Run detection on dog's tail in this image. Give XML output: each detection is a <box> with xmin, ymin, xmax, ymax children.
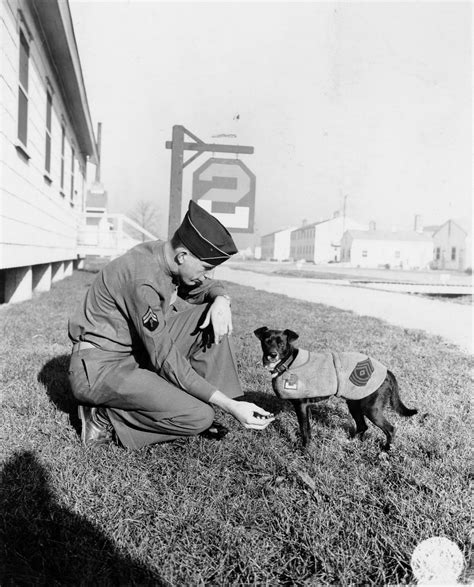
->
<box><xmin>387</xmin><ymin>370</ymin><xmax>418</xmax><ymax>417</ymax></box>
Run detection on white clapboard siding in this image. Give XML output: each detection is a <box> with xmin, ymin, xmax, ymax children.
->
<box><xmin>0</xmin><ymin>0</ymin><xmax>89</xmax><ymax>270</ymax></box>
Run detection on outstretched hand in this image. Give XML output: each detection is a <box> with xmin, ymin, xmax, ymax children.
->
<box><xmin>199</xmin><ymin>296</ymin><xmax>233</xmax><ymax>344</ymax></box>
<box><xmin>227</xmin><ymin>401</ymin><xmax>275</xmax><ymax>430</ymax></box>
<box><xmin>209</xmin><ymin>390</ymin><xmax>275</xmax><ymax>431</ymax></box>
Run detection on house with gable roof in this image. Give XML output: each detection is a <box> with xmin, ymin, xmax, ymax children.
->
<box><xmin>431</xmin><ymin>219</ymin><xmax>472</xmax><ymax>271</ymax></box>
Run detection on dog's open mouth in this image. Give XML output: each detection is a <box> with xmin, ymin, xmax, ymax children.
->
<box><xmin>263</xmin><ymin>356</ymin><xmax>280</xmax><ymax>370</ymax></box>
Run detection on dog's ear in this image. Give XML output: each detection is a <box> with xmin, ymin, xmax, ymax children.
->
<box><xmin>254</xmin><ymin>326</ymin><xmax>268</xmax><ymax>340</ymax></box>
<box><xmin>284</xmin><ymin>329</ymin><xmax>299</xmax><ymax>342</ymax></box>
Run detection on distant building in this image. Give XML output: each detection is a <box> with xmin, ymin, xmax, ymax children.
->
<box><xmin>260</xmin><ymin>227</ymin><xmax>296</xmax><ymax>261</ymax></box>
<box><xmin>341</xmin><ymin>229</ymin><xmax>433</xmax><ymax>269</ymax></box>
<box><xmin>290</xmin><ymin>214</ymin><xmax>367</xmax><ymax>263</ymax></box>
<box><xmin>431</xmin><ymin>219</ymin><xmax>472</xmax><ymax>271</ymax></box>
<box><xmin>0</xmin><ymin>0</ymin><xmax>98</xmax><ymax>303</ymax></box>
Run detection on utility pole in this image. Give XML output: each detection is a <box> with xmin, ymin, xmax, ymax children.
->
<box><xmin>165</xmin><ymin>125</ymin><xmax>254</xmax><ymax>238</ymax></box>
<box><xmin>342</xmin><ymin>193</ymin><xmax>348</xmax><ymax>235</ymax></box>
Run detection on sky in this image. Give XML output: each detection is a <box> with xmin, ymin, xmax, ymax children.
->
<box><xmin>69</xmin><ymin>1</ymin><xmax>472</xmax><ymax>241</ymax></box>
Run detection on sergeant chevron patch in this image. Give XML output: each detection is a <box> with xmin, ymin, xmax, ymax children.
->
<box><xmin>142</xmin><ymin>307</ymin><xmax>159</xmax><ymax>331</ymax></box>
<box><xmin>349</xmin><ymin>358</ymin><xmax>374</xmax><ymax>386</ymax></box>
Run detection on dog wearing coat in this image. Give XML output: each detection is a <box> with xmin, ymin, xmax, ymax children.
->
<box><xmin>254</xmin><ymin>327</ymin><xmax>417</xmax><ymax>450</ymax></box>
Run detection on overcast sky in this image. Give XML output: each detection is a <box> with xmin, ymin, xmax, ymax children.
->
<box><xmin>70</xmin><ymin>1</ymin><xmax>472</xmax><ymax>240</ymax></box>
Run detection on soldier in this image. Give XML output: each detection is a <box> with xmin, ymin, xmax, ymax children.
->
<box><xmin>68</xmin><ymin>201</ymin><xmax>274</xmax><ymax>448</ymax></box>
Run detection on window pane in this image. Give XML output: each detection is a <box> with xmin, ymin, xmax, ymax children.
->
<box><xmin>17</xmin><ymin>88</ymin><xmax>28</xmax><ymax>144</ymax></box>
<box><xmin>19</xmin><ymin>31</ymin><xmax>29</xmax><ymax>91</ymax></box>
<box><xmin>46</xmin><ymin>92</ymin><xmax>52</xmax><ymax>130</ymax></box>
<box><xmin>45</xmin><ymin>134</ymin><xmax>51</xmax><ymax>172</ymax></box>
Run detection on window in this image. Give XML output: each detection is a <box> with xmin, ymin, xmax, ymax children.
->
<box><xmin>395</xmin><ymin>250</ymin><xmax>400</xmax><ymax>259</ymax></box>
<box><xmin>362</xmin><ymin>250</ymin><xmax>368</xmax><ymax>258</ymax></box>
<box><xmin>435</xmin><ymin>247</ymin><xmax>440</xmax><ymax>260</ymax></box>
<box><xmin>45</xmin><ymin>90</ymin><xmax>52</xmax><ymax>173</ymax></box>
<box><xmin>17</xmin><ymin>30</ymin><xmax>29</xmax><ymax>146</ymax></box>
<box><xmin>70</xmin><ymin>146</ymin><xmax>75</xmax><ymax>204</ymax></box>
<box><xmin>60</xmin><ymin>123</ymin><xmax>65</xmax><ymax>192</ymax></box>
<box><xmin>451</xmin><ymin>247</ymin><xmax>456</xmax><ymax>261</ymax></box>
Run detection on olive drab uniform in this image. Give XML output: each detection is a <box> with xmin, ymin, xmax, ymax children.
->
<box><xmin>68</xmin><ymin>240</ymin><xmax>242</xmax><ymax>449</ymax></box>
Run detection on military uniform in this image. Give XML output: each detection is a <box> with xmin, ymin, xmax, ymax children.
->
<box><xmin>68</xmin><ymin>203</ymin><xmax>241</xmax><ymax>449</ymax></box>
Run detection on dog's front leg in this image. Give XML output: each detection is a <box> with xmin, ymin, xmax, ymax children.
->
<box><xmin>291</xmin><ymin>399</ymin><xmax>311</xmax><ymax>447</ymax></box>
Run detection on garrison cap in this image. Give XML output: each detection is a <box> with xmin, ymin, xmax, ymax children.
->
<box><xmin>176</xmin><ymin>200</ymin><xmax>238</xmax><ymax>266</ymax></box>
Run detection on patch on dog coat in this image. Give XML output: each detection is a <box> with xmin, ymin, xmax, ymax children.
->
<box><xmin>274</xmin><ymin>349</ymin><xmax>387</xmax><ymax>400</ymax></box>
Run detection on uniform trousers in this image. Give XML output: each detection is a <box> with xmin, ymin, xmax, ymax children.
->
<box><xmin>68</xmin><ymin>304</ymin><xmax>242</xmax><ymax>448</ymax></box>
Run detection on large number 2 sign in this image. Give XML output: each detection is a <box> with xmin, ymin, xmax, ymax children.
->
<box><xmin>192</xmin><ymin>158</ymin><xmax>256</xmax><ymax>233</ymax></box>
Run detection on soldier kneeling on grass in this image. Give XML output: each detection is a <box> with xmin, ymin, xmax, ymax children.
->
<box><xmin>68</xmin><ymin>201</ymin><xmax>274</xmax><ymax>449</ymax></box>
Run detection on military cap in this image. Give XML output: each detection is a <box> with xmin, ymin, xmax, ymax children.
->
<box><xmin>175</xmin><ymin>200</ymin><xmax>238</xmax><ymax>266</ymax></box>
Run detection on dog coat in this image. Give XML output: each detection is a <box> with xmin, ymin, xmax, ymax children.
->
<box><xmin>272</xmin><ymin>349</ymin><xmax>387</xmax><ymax>400</ymax></box>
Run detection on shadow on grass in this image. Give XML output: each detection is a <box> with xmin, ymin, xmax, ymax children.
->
<box><xmin>0</xmin><ymin>451</ymin><xmax>167</xmax><ymax>586</ymax></box>
<box><xmin>38</xmin><ymin>355</ymin><xmax>81</xmax><ymax>435</ymax></box>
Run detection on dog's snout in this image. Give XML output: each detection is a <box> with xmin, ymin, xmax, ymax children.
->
<box><xmin>269</xmin><ymin>351</ymin><xmax>278</xmax><ymax>359</ymax></box>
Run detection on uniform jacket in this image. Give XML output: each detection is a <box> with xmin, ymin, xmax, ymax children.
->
<box><xmin>68</xmin><ymin>241</ymin><xmax>228</xmax><ymax>401</ymax></box>
<box><xmin>273</xmin><ymin>349</ymin><xmax>387</xmax><ymax>400</ymax></box>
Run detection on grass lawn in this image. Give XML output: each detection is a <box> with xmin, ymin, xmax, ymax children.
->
<box><xmin>0</xmin><ymin>269</ymin><xmax>472</xmax><ymax>585</ymax></box>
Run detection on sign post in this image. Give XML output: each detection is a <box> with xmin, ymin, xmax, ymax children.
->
<box><xmin>165</xmin><ymin>125</ymin><xmax>254</xmax><ymax>238</ymax></box>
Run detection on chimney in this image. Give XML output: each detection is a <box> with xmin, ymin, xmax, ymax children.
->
<box><xmin>333</xmin><ymin>211</ymin><xmax>340</xmax><ymax>218</ymax></box>
<box><xmin>369</xmin><ymin>221</ymin><xmax>376</xmax><ymax>231</ymax></box>
<box><xmin>414</xmin><ymin>214</ymin><xmax>423</xmax><ymax>233</ymax></box>
<box><xmin>302</xmin><ymin>219</ymin><xmax>307</xmax><ymax>226</ymax></box>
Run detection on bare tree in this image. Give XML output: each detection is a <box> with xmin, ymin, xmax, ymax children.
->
<box><xmin>128</xmin><ymin>200</ymin><xmax>162</xmax><ymax>241</ymax></box>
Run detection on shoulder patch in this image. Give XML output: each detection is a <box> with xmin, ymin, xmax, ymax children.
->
<box><xmin>283</xmin><ymin>373</ymin><xmax>298</xmax><ymax>391</ymax></box>
<box><xmin>349</xmin><ymin>358</ymin><xmax>374</xmax><ymax>386</ymax></box>
<box><xmin>142</xmin><ymin>307</ymin><xmax>159</xmax><ymax>331</ymax></box>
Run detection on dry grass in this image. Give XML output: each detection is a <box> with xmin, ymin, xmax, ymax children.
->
<box><xmin>0</xmin><ymin>269</ymin><xmax>472</xmax><ymax>585</ymax></box>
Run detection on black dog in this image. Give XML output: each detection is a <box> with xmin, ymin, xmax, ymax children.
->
<box><xmin>254</xmin><ymin>327</ymin><xmax>417</xmax><ymax>450</ymax></box>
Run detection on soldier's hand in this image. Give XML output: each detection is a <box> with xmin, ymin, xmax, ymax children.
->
<box><xmin>209</xmin><ymin>391</ymin><xmax>275</xmax><ymax>430</ymax></box>
<box><xmin>229</xmin><ymin>401</ymin><xmax>275</xmax><ymax>430</ymax></box>
<box><xmin>199</xmin><ymin>295</ymin><xmax>232</xmax><ymax>344</ymax></box>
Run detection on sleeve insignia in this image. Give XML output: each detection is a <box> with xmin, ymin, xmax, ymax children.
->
<box><xmin>142</xmin><ymin>307</ymin><xmax>159</xmax><ymax>331</ymax></box>
<box><xmin>349</xmin><ymin>358</ymin><xmax>374</xmax><ymax>386</ymax></box>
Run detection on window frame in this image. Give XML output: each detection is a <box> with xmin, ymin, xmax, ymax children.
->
<box><xmin>70</xmin><ymin>145</ymin><xmax>75</xmax><ymax>205</ymax></box>
<box><xmin>60</xmin><ymin>122</ymin><xmax>66</xmax><ymax>194</ymax></box>
<box><xmin>44</xmin><ymin>88</ymin><xmax>53</xmax><ymax>176</ymax></box>
<box><xmin>17</xmin><ymin>28</ymin><xmax>30</xmax><ymax>150</ymax></box>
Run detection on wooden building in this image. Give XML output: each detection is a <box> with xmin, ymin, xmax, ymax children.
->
<box><xmin>290</xmin><ymin>214</ymin><xmax>367</xmax><ymax>263</ymax></box>
<box><xmin>431</xmin><ymin>219</ymin><xmax>472</xmax><ymax>272</ymax></box>
<box><xmin>0</xmin><ymin>0</ymin><xmax>98</xmax><ymax>303</ymax></box>
<box><xmin>341</xmin><ymin>229</ymin><xmax>433</xmax><ymax>270</ymax></box>
<box><xmin>260</xmin><ymin>227</ymin><xmax>296</xmax><ymax>261</ymax></box>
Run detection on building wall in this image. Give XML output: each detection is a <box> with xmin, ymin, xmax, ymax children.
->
<box><xmin>273</xmin><ymin>228</ymin><xmax>294</xmax><ymax>261</ymax></box>
<box><xmin>313</xmin><ymin>217</ymin><xmax>367</xmax><ymax>263</ymax></box>
<box><xmin>260</xmin><ymin>233</ymin><xmax>275</xmax><ymax>260</ymax></box>
<box><xmin>0</xmin><ymin>0</ymin><xmax>87</xmax><ymax>271</ymax></box>
<box><xmin>432</xmin><ymin>220</ymin><xmax>471</xmax><ymax>271</ymax></box>
<box><xmin>290</xmin><ymin>224</ymin><xmax>315</xmax><ymax>261</ymax></box>
<box><xmin>291</xmin><ymin>217</ymin><xmax>367</xmax><ymax>263</ymax></box>
<box><xmin>342</xmin><ymin>235</ymin><xmax>433</xmax><ymax>269</ymax></box>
